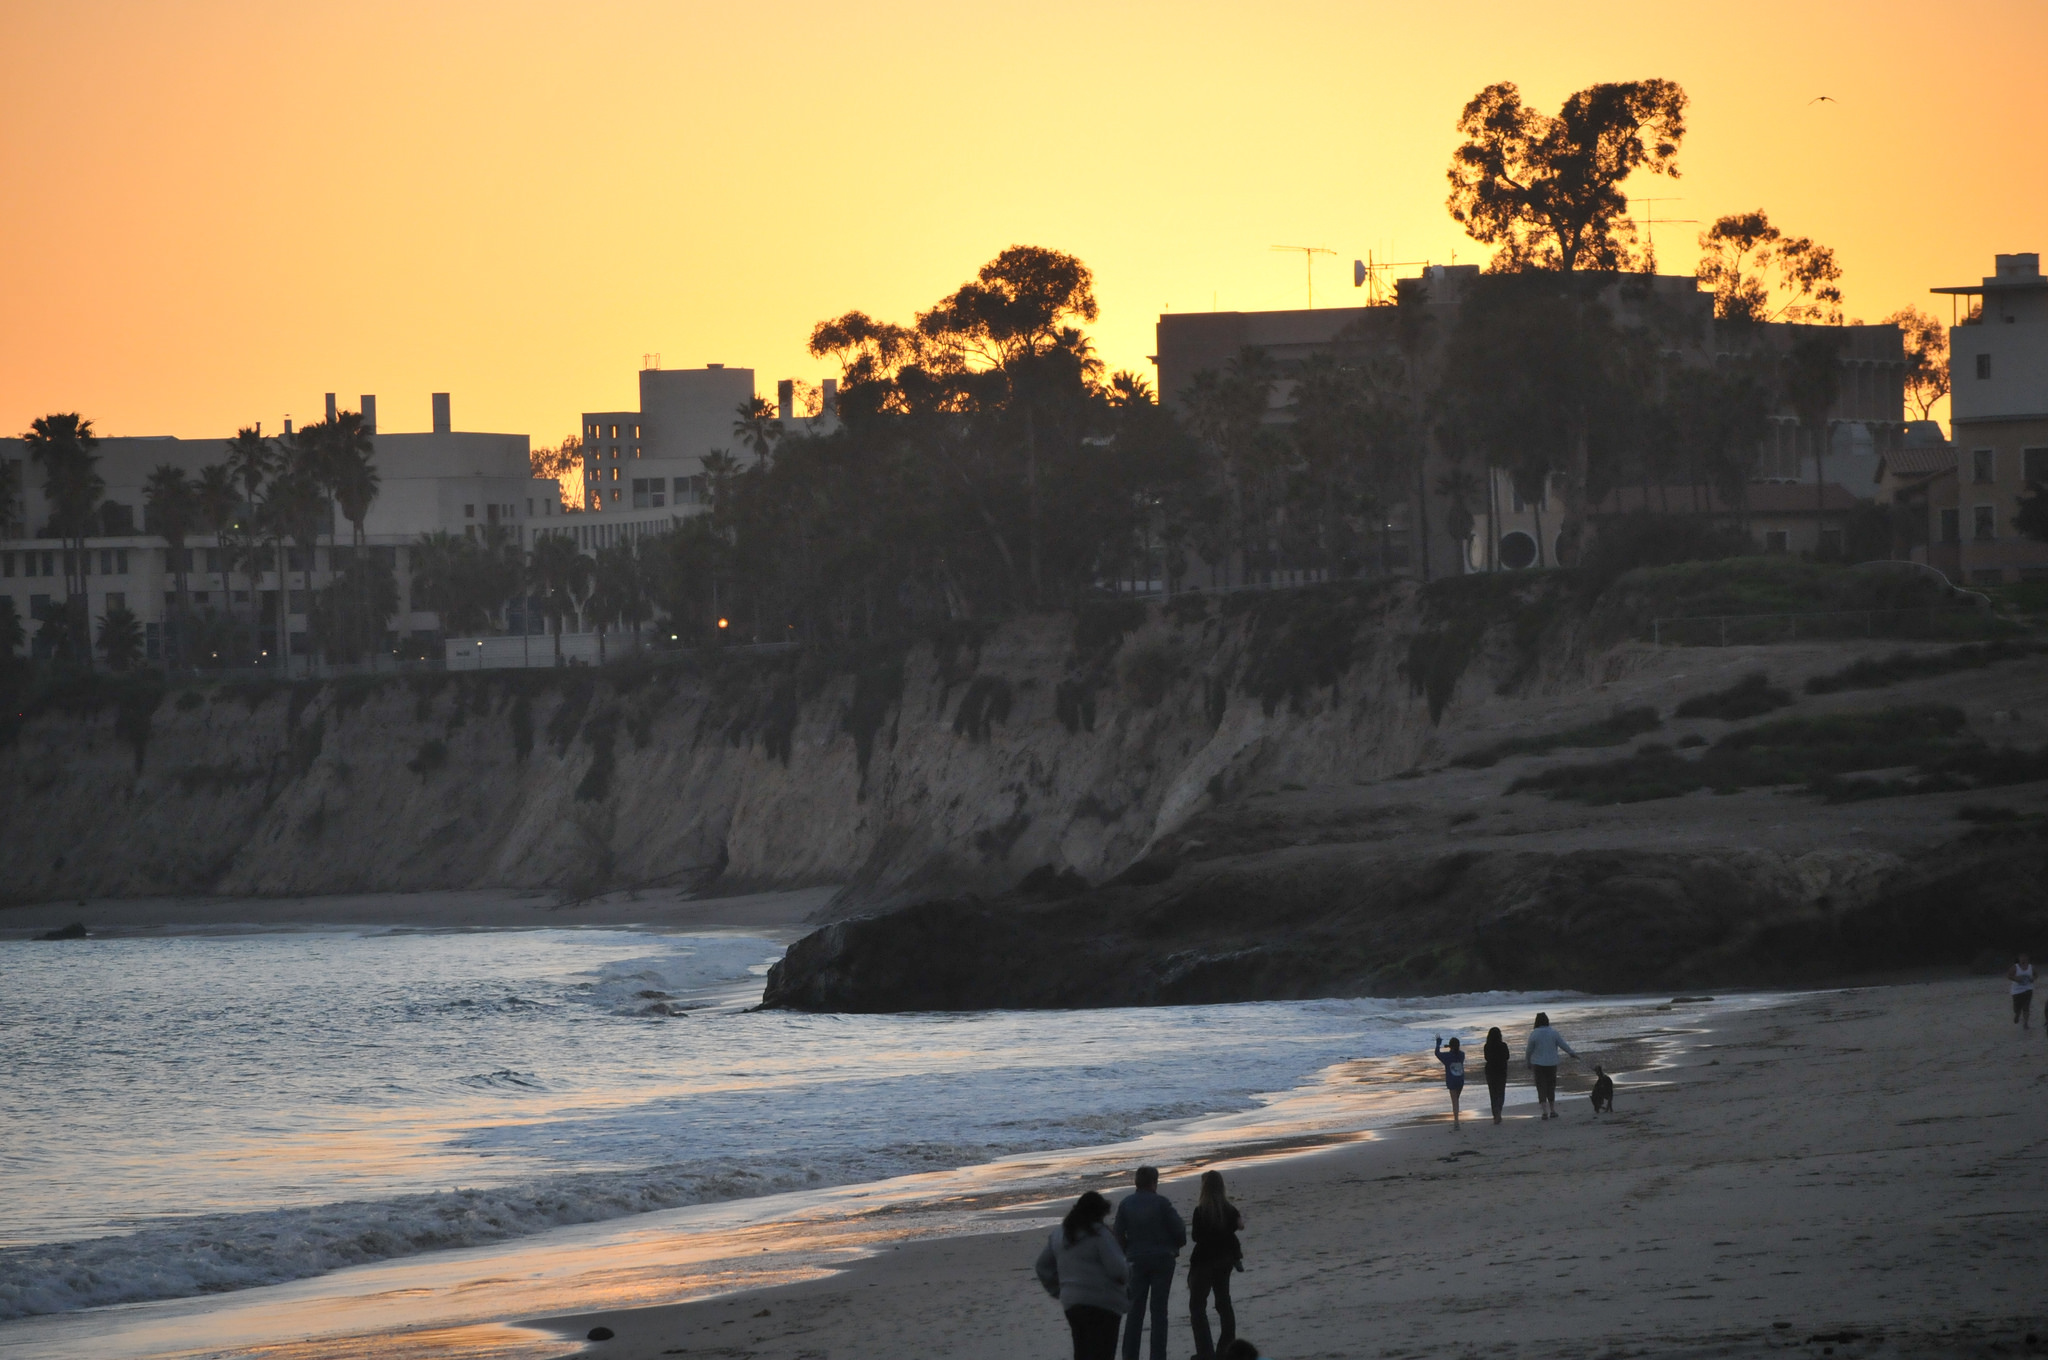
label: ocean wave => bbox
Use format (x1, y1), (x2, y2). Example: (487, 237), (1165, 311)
(0, 1092), (1233, 1321)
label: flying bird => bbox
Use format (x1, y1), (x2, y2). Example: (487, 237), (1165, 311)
(1809, 95), (1838, 104)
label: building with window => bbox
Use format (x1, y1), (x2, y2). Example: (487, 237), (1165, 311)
(570, 363), (839, 551)
(1926, 251), (2048, 583)
(1154, 264), (1906, 576)
(1, 391), (562, 661)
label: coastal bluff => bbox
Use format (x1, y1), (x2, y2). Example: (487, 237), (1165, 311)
(7, 565), (2046, 1005)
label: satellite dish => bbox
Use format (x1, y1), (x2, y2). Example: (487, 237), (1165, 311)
(1353, 260), (1367, 287)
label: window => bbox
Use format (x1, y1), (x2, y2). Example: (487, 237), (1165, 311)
(609, 445), (619, 459)
(1764, 530), (1788, 553)
(1976, 354), (1992, 380)
(526, 498), (533, 517)
(2025, 448), (2048, 484)
(206, 548), (222, 573)
(1, 551), (10, 577)
(464, 504), (475, 518)
(1939, 508), (1960, 544)
(116, 549), (129, 574)
(632, 424), (641, 438)
(1973, 449), (1996, 483)
(609, 466), (619, 481)
(609, 488), (620, 503)
(609, 424), (619, 439)
(289, 590), (309, 614)
(104, 591), (124, 611)
(632, 446), (641, 458)
(1973, 505), (1996, 540)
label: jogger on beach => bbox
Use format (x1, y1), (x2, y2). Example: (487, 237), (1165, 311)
(1036, 1191), (1129, 1360)
(1187, 1170), (1244, 1360)
(1434, 1035), (1466, 1125)
(1482, 1026), (1511, 1124)
(2011, 954), (2034, 1030)
(1525, 1012), (1578, 1120)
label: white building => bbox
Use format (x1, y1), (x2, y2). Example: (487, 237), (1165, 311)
(571, 363), (838, 550)
(1, 391), (563, 662)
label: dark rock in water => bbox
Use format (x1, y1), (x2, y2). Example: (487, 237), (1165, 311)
(1671, 995), (1715, 1003)
(761, 836), (2048, 1012)
(587, 1325), (614, 1340)
(38, 922), (89, 941)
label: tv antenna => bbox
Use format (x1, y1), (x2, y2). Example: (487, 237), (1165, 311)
(1271, 245), (1336, 308)
(1352, 250), (1429, 305)
(1626, 198), (1696, 254)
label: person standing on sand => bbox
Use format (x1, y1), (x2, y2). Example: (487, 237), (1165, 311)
(1037, 1191), (1129, 1360)
(1113, 1166), (1186, 1360)
(2011, 954), (2035, 1030)
(1434, 1035), (1467, 1125)
(1187, 1170), (1244, 1360)
(1482, 1026), (1511, 1124)
(1525, 1012), (1579, 1120)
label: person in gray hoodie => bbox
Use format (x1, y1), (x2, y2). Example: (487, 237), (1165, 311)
(1037, 1190), (1129, 1360)
(1113, 1166), (1187, 1360)
(1525, 1011), (1580, 1120)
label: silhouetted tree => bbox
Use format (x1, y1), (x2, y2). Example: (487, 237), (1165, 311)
(1783, 332), (1845, 548)
(1885, 306), (1950, 421)
(144, 466), (197, 667)
(1447, 79), (1687, 273)
(97, 602), (142, 671)
(1696, 211), (1843, 323)
(21, 413), (103, 664)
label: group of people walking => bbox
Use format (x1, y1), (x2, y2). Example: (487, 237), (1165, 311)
(1036, 1166), (1260, 1360)
(1432, 1012), (1585, 1125)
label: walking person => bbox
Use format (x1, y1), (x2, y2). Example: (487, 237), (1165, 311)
(1186, 1170), (1244, 1360)
(2011, 953), (2035, 1031)
(1525, 1012), (1579, 1120)
(1113, 1166), (1186, 1360)
(1036, 1191), (1129, 1360)
(1434, 1034), (1467, 1126)
(1482, 1025), (1511, 1124)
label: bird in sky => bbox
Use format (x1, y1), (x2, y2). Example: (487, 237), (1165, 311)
(1809, 95), (1838, 104)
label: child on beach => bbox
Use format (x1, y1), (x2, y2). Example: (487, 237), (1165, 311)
(1434, 1035), (1466, 1125)
(2011, 954), (2035, 1030)
(1482, 1026), (1511, 1124)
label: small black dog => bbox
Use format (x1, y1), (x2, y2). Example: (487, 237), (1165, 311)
(1590, 1065), (1614, 1114)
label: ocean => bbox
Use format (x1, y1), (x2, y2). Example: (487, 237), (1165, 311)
(0, 911), (1731, 1357)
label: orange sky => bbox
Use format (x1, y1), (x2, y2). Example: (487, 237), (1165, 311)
(3, 0), (2042, 445)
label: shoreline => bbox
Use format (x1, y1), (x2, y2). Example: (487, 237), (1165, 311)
(0, 885), (838, 940)
(530, 977), (2048, 1360)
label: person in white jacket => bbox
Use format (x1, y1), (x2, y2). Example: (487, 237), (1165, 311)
(1524, 1012), (1580, 1120)
(1037, 1190), (1130, 1360)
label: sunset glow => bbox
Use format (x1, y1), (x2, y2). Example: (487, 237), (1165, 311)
(4, 0), (2041, 441)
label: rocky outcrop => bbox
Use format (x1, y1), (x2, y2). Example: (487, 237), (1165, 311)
(0, 578), (1571, 906)
(760, 835), (2048, 1010)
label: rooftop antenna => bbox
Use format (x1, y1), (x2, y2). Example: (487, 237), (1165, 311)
(1627, 197), (1696, 256)
(1271, 245), (1336, 307)
(1352, 250), (1428, 305)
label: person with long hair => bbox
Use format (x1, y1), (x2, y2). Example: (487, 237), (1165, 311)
(1525, 1011), (1580, 1120)
(1482, 1025), (1511, 1124)
(1037, 1190), (1130, 1360)
(1186, 1170), (1245, 1359)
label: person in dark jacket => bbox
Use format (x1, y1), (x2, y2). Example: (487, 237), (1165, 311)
(1482, 1026), (1511, 1124)
(1112, 1165), (1186, 1360)
(1186, 1169), (1244, 1359)
(1037, 1191), (1129, 1360)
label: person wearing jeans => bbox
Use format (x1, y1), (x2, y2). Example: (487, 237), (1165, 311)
(1113, 1165), (1186, 1360)
(1525, 1011), (1580, 1119)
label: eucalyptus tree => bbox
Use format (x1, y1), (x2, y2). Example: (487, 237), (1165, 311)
(144, 466), (198, 667)
(21, 413), (103, 663)
(1885, 306), (1950, 421)
(1448, 79), (1687, 273)
(1695, 211), (1843, 324)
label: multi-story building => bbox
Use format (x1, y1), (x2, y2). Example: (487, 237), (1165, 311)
(1, 391), (562, 661)
(1153, 265), (1906, 576)
(571, 363), (838, 551)
(1925, 251), (2048, 583)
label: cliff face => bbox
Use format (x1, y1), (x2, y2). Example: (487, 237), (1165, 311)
(2, 580), (1551, 906)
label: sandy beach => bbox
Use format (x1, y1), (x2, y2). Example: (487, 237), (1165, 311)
(539, 977), (2048, 1360)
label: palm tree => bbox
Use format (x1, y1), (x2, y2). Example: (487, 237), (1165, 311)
(529, 533), (591, 665)
(589, 541), (646, 663)
(223, 427), (274, 661)
(22, 413), (103, 665)
(144, 466), (197, 668)
(732, 398), (784, 468)
(193, 463), (241, 663)
(97, 603), (142, 672)
(1783, 333), (1843, 554)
